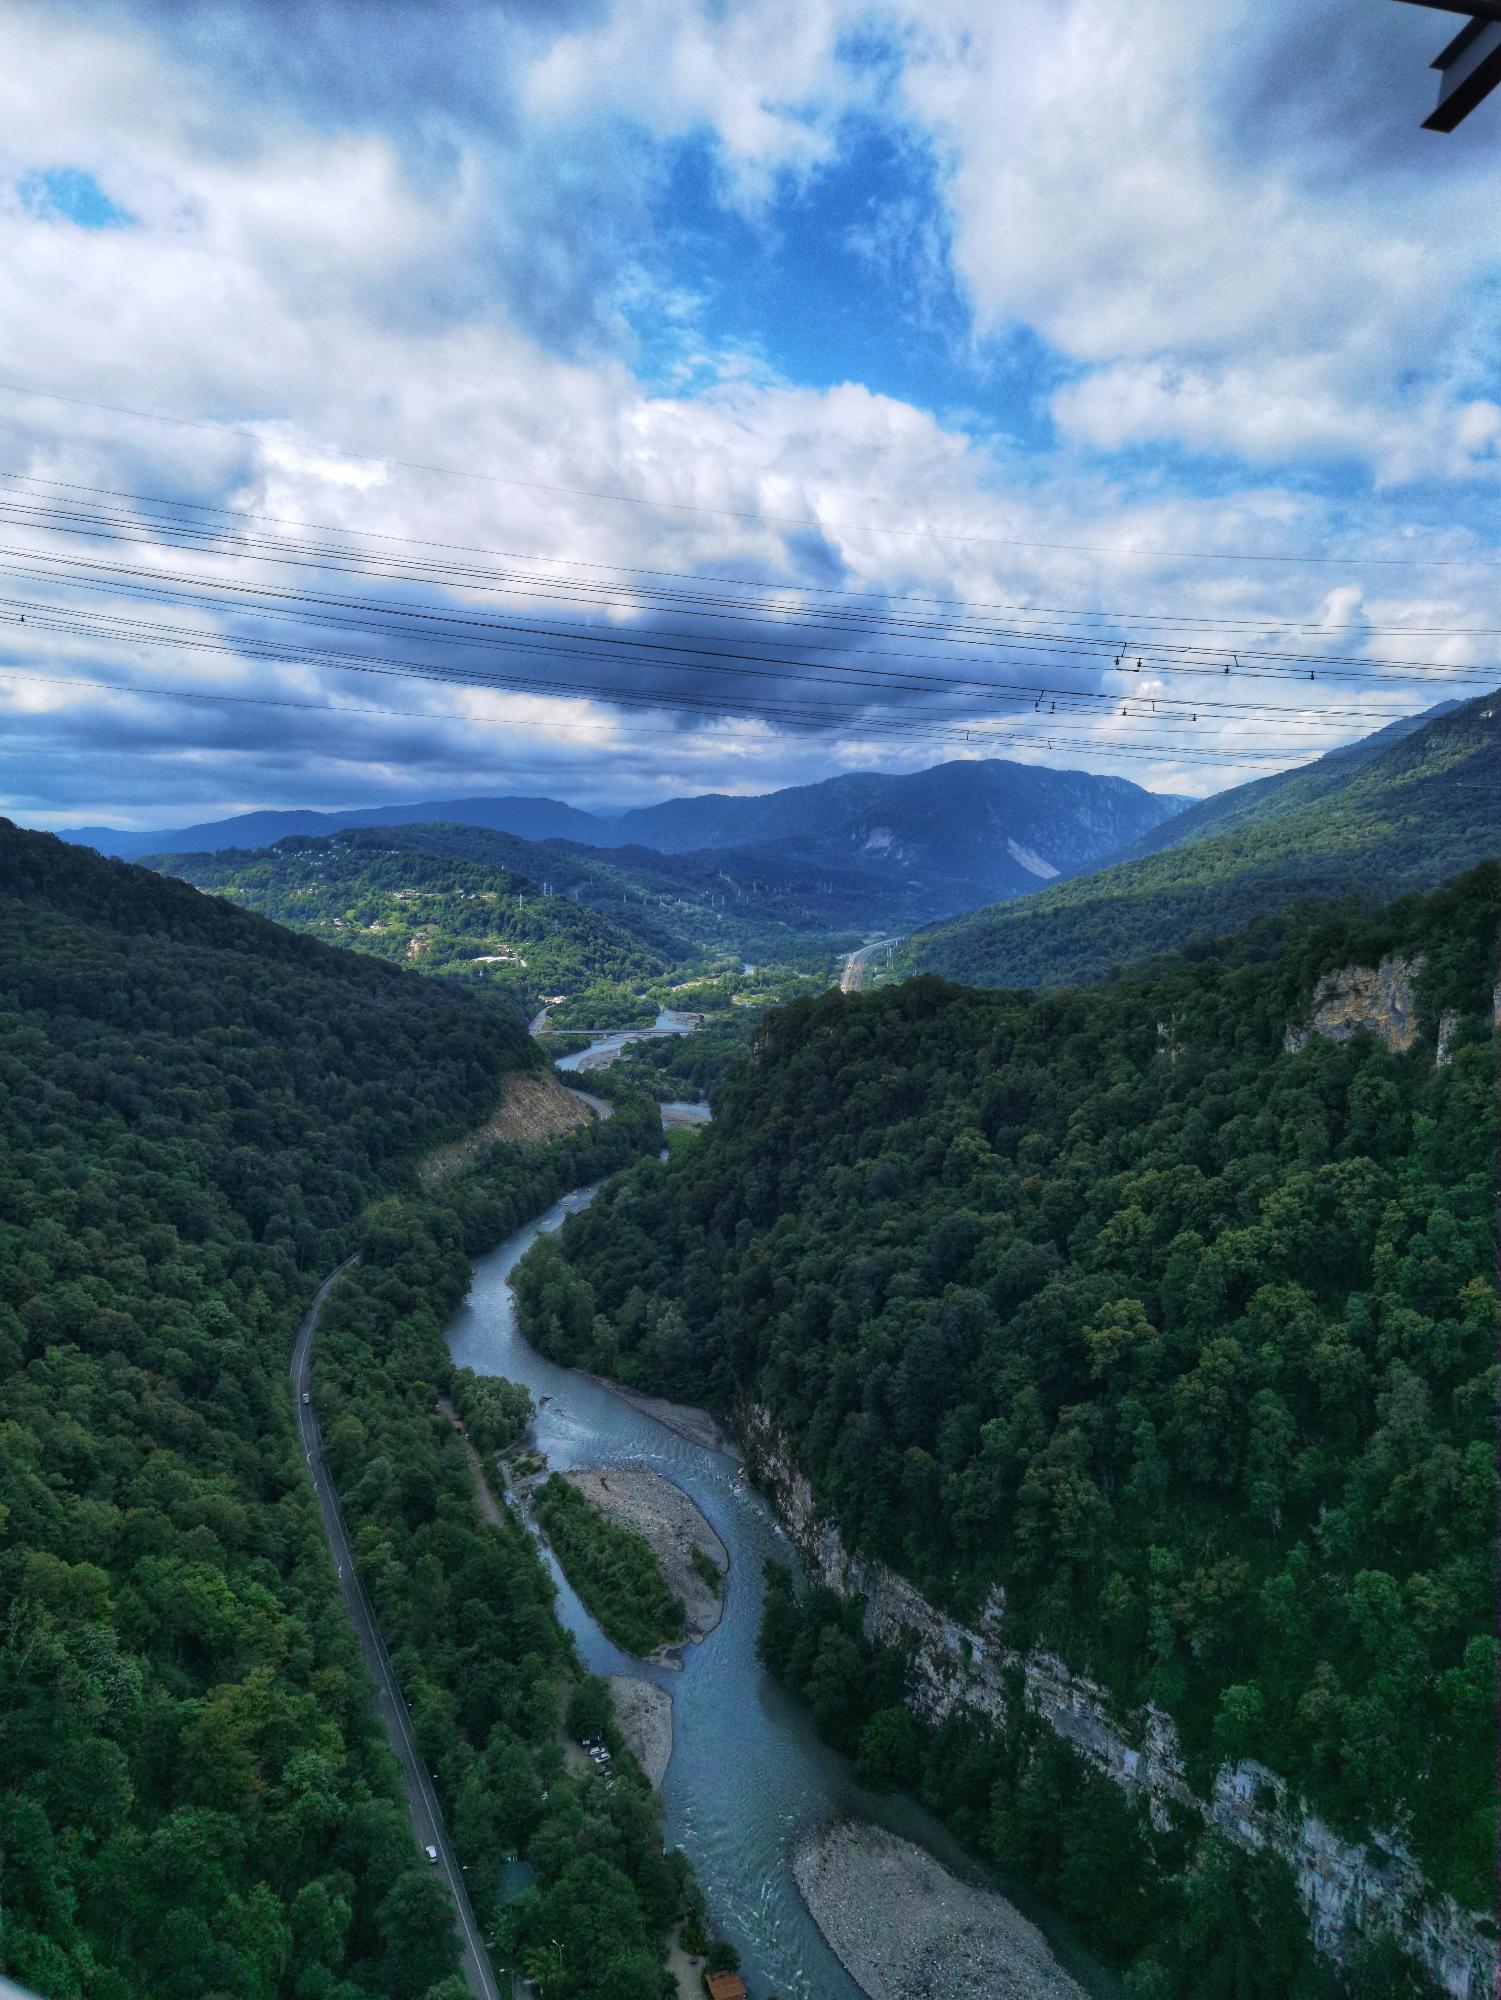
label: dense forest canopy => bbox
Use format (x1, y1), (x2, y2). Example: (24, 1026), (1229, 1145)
(149, 829), (668, 1016)
(0, 820), (665, 1997)
(902, 693), (1501, 991)
(308, 1087), (705, 2000)
(515, 865), (1500, 1977)
(151, 819), (872, 973)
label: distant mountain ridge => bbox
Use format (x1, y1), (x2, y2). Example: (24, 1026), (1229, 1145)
(900, 692), (1501, 990)
(59, 757), (1183, 926)
(64, 791), (606, 859)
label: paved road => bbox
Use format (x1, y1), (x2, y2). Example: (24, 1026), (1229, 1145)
(839, 937), (892, 992)
(292, 1264), (504, 2000)
(562, 1083), (613, 1121)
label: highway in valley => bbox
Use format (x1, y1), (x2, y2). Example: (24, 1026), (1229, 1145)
(291, 1263), (503, 2000)
(839, 937), (892, 992)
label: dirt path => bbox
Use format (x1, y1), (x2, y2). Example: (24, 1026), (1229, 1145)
(437, 1396), (506, 1527)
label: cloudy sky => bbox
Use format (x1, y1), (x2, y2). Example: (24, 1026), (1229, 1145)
(2, 0), (1499, 830)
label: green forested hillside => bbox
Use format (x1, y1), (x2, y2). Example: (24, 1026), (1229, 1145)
(901, 694), (1501, 990)
(515, 866), (1499, 1990)
(341, 822), (882, 959)
(149, 829), (668, 1013)
(0, 821), (682, 1999)
(307, 1091), (710, 2000)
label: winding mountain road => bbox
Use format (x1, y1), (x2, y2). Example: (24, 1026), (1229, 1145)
(291, 1263), (503, 2000)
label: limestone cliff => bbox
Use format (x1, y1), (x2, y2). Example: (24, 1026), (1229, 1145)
(1284, 953), (1425, 1056)
(741, 1403), (1493, 2000)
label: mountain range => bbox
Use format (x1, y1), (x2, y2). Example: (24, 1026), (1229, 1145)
(900, 691), (1501, 988)
(63, 757), (1181, 922)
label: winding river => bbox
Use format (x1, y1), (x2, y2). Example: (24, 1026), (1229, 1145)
(445, 1042), (1117, 2000)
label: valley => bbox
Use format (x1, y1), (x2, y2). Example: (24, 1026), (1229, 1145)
(11, 16), (1501, 2000)
(512, 862), (1500, 1998)
(446, 1187), (1115, 2000)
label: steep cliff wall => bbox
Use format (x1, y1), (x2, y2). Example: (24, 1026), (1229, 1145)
(1284, 952), (1425, 1056)
(741, 1403), (1494, 2000)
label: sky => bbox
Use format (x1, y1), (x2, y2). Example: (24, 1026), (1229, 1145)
(2, 0), (1500, 830)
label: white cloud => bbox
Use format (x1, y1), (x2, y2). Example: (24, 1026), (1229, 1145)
(888, 0), (1501, 476)
(0, 0), (1496, 829)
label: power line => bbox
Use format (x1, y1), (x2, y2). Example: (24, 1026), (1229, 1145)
(2, 493), (1496, 682)
(9, 469), (1501, 638)
(0, 608), (1332, 764)
(0, 664), (1314, 770)
(1, 381), (1494, 569)
(2, 520), (1496, 716)
(2, 593), (1409, 737)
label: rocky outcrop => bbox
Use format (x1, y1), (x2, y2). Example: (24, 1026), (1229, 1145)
(741, 1403), (1494, 2000)
(1284, 953), (1425, 1056)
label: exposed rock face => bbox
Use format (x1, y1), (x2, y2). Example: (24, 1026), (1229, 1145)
(1434, 1009), (1460, 1067)
(1284, 953), (1425, 1056)
(419, 1070), (595, 1181)
(741, 1403), (1493, 2000)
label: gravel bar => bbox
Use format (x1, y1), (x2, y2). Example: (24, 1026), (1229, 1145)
(563, 1464), (728, 1640)
(793, 1820), (1086, 2000)
(608, 1675), (673, 1788)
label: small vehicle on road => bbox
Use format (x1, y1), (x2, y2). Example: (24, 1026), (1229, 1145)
(301, 1391), (310, 1405)
(424, 1843), (438, 1863)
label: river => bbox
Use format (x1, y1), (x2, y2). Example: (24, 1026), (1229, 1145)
(446, 1174), (1117, 2000)
(549, 1005), (700, 1075)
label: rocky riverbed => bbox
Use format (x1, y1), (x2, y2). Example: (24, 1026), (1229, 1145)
(793, 1821), (1086, 2000)
(608, 1675), (673, 1787)
(563, 1463), (728, 1640)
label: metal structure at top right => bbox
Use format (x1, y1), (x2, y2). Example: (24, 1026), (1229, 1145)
(1396, 0), (1501, 127)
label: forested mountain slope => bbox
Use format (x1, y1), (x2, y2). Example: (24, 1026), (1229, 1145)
(154, 819), (892, 965)
(515, 866), (1499, 1993)
(606, 756), (1181, 911)
(1117, 701), (1460, 865)
(901, 693), (1501, 990)
(75, 755), (1179, 932)
(150, 828), (668, 1014)
(0, 821), (644, 1997)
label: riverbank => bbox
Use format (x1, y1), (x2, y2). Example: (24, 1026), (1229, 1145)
(576, 1375), (736, 1455)
(564, 1464), (727, 1641)
(608, 1675), (673, 1787)
(793, 1821), (1086, 2000)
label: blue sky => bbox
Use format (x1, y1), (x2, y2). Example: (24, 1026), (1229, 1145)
(1, 0), (1499, 828)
